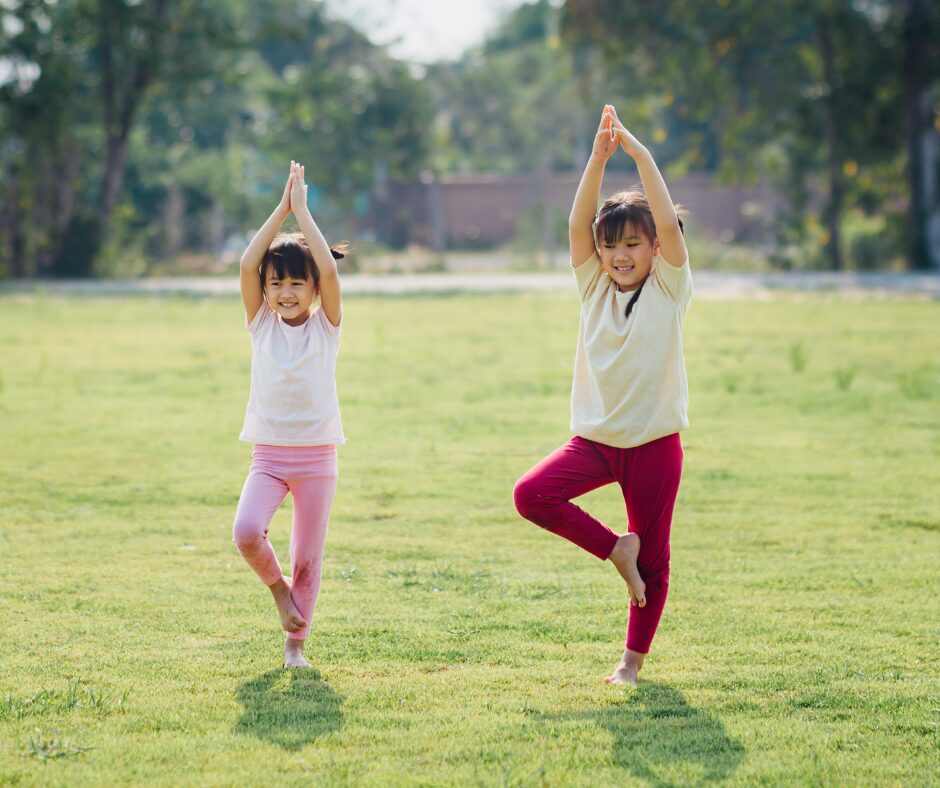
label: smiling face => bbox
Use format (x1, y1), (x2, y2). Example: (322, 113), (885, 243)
(264, 271), (317, 326)
(260, 233), (320, 326)
(597, 227), (660, 292)
(594, 190), (663, 293)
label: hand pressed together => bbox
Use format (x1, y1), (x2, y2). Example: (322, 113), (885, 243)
(592, 104), (649, 162)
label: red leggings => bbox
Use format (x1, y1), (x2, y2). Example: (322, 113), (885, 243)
(513, 433), (683, 654)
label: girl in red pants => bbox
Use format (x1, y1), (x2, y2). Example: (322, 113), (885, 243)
(514, 105), (691, 685)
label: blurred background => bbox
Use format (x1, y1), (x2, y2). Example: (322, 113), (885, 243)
(1, 0), (938, 279)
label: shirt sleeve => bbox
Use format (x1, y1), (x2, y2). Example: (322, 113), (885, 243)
(246, 300), (272, 334)
(652, 255), (692, 311)
(572, 253), (602, 301)
(314, 305), (342, 339)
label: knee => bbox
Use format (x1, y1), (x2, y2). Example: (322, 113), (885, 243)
(513, 476), (542, 519)
(232, 519), (265, 553)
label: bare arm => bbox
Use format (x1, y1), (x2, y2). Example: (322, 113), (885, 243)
(610, 106), (688, 268)
(240, 169), (292, 321)
(290, 162), (341, 327)
(570, 105), (620, 268)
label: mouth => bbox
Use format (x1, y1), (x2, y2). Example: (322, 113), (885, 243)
(278, 301), (299, 309)
(613, 265), (635, 273)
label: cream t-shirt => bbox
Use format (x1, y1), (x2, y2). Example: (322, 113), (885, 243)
(239, 301), (346, 447)
(570, 252), (692, 448)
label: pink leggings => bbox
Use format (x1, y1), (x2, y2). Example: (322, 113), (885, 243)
(513, 434), (683, 654)
(232, 444), (338, 640)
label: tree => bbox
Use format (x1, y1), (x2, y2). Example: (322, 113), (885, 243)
(561, 0), (937, 270)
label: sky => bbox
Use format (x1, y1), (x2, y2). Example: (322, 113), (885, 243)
(323, 0), (531, 63)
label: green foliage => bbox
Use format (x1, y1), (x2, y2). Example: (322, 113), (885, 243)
(22, 730), (90, 761)
(0, 0), (432, 277)
(834, 366), (855, 391)
(843, 211), (903, 271)
(1, 0), (936, 276)
(789, 341), (809, 372)
(425, 0), (638, 176)
(560, 0), (940, 270)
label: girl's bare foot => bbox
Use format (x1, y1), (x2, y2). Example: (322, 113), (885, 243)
(268, 576), (306, 633)
(608, 533), (646, 607)
(604, 648), (645, 685)
(283, 636), (311, 669)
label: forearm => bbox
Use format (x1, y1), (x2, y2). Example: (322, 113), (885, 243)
(633, 149), (682, 238)
(570, 155), (606, 232)
(241, 207), (287, 270)
(294, 209), (338, 279)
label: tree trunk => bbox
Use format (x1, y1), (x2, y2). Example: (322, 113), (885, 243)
(45, 140), (81, 275)
(164, 183), (185, 258)
(3, 156), (26, 278)
(96, 0), (170, 252)
(901, 0), (938, 270)
(818, 12), (844, 270)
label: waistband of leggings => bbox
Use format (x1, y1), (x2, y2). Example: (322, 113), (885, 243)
(251, 443), (337, 461)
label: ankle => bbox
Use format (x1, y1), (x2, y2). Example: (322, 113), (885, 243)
(621, 648), (645, 669)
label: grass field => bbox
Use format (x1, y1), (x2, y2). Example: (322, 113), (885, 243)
(1, 290), (938, 786)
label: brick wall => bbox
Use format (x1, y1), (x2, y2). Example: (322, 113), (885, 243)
(363, 171), (781, 248)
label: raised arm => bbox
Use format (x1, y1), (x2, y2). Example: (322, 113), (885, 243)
(609, 106), (688, 268)
(570, 105), (621, 268)
(289, 162), (341, 327)
(240, 168), (292, 321)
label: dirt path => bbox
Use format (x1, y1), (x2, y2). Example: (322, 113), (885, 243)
(3, 271), (939, 299)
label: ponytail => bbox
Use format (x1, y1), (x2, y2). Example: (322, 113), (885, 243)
(625, 283), (643, 320)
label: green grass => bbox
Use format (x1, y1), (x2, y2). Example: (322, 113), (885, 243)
(0, 291), (938, 786)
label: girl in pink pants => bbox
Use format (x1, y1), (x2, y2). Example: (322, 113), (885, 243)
(233, 161), (346, 669)
(515, 106), (692, 685)
(233, 445), (338, 644)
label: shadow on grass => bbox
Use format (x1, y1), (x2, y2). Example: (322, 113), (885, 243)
(547, 682), (744, 785)
(234, 669), (344, 750)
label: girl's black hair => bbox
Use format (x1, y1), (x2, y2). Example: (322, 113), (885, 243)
(260, 232), (347, 291)
(624, 284), (643, 320)
(594, 188), (686, 320)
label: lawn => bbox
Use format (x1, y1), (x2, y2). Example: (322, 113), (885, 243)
(0, 290), (938, 786)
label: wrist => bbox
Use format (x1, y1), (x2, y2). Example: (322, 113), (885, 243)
(588, 153), (608, 167)
(631, 146), (652, 163)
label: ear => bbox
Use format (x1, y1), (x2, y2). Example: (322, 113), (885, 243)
(652, 236), (662, 256)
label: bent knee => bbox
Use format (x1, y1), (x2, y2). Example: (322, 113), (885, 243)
(513, 476), (539, 518)
(232, 520), (266, 552)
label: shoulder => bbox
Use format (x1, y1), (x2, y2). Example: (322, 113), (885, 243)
(573, 252), (603, 300)
(650, 254), (692, 306)
(246, 300), (273, 334)
(312, 305), (342, 338)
